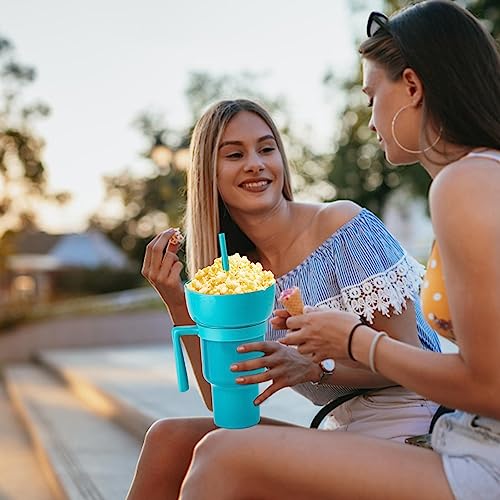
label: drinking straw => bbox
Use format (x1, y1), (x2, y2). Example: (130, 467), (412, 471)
(218, 233), (230, 271)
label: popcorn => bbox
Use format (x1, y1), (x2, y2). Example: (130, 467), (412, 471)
(187, 253), (275, 295)
(170, 228), (184, 247)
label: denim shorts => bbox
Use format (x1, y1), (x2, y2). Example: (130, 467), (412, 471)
(431, 411), (500, 500)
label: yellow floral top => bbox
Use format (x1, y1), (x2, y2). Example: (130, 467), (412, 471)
(421, 241), (455, 342)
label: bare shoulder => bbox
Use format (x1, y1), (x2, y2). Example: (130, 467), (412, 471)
(430, 155), (500, 215)
(430, 154), (500, 252)
(316, 200), (363, 234)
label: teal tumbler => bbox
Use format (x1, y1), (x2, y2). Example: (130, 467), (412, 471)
(171, 283), (275, 429)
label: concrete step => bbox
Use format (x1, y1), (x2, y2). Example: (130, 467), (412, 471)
(0, 384), (54, 500)
(4, 364), (141, 500)
(37, 345), (212, 442)
(36, 345), (318, 440)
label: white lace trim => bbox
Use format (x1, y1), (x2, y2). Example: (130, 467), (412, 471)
(315, 254), (424, 323)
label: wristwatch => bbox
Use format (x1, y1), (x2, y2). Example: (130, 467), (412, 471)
(312, 358), (336, 385)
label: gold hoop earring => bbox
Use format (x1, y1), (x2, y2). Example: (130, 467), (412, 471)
(391, 103), (442, 154)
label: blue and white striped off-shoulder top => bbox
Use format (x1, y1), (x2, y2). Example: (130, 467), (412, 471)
(267, 208), (441, 406)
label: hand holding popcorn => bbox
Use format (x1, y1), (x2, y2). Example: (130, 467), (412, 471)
(142, 228), (186, 310)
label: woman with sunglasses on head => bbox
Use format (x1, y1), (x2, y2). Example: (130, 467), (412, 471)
(178, 1), (500, 499)
(127, 96), (443, 499)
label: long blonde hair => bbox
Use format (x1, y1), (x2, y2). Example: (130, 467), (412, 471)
(184, 99), (293, 278)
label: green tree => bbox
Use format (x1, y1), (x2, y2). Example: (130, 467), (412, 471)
(325, 0), (499, 216)
(0, 35), (69, 267)
(468, 0), (500, 42)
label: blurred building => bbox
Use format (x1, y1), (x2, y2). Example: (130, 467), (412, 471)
(4, 230), (130, 303)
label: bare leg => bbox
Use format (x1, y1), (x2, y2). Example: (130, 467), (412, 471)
(126, 417), (215, 500)
(180, 426), (455, 500)
(126, 417), (294, 500)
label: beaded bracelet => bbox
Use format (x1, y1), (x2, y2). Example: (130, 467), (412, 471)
(369, 331), (388, 373)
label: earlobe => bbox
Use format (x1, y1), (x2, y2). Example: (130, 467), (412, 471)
(402, 68), (423, 105)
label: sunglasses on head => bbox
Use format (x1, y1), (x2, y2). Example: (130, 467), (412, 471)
(367, 11), (390, 37)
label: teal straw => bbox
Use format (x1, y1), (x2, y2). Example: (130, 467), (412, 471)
(218, 233), (230, 271)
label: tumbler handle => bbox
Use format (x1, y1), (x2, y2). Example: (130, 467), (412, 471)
(171, 325), (199, 392)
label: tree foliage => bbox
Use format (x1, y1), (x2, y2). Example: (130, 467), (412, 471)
(0, 39), (70, 222)
(94, 0), (499, 260)
(0, 35), (69, 267)
(467, 0), (500, 41)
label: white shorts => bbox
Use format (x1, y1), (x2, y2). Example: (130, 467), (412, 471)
(432, 411), (500, 500)
(322, 386), (439, 442)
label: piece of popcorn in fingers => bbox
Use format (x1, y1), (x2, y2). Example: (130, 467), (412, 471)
(169, 228), (184, 246)
(279, 287), (304, 316)
(164, 228), (184, 256)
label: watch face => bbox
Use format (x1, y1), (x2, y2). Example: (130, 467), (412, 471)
(320, 358), (335, 373)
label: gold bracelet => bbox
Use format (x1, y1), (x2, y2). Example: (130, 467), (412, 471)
(369, 331), (388, 373)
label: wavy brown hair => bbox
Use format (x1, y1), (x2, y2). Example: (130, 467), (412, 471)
(359, 0), (500, 154)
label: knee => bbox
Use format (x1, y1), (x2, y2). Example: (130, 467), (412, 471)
(142, 418), (194, 457)
(144, 418), (174, 445)
(191, 429), (235, 471)
(194, 428), (226, 457)
(181, 430), (240, 498)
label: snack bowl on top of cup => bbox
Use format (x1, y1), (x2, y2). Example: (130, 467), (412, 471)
(184, 283), (276, 329)
(184, 253), (276, 328)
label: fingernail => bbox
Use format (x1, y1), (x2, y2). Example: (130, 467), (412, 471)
(230, 364), (238, 371)
(236, 377), (244, 383)
(236, 346), (244, 352)
(254, 399), (261, 406)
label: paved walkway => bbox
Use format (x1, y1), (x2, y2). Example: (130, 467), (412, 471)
(0, 310), (171, 363)
(40, 343), (319, 428)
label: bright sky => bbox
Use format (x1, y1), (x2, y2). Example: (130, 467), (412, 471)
(3, 0), (374, 233)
